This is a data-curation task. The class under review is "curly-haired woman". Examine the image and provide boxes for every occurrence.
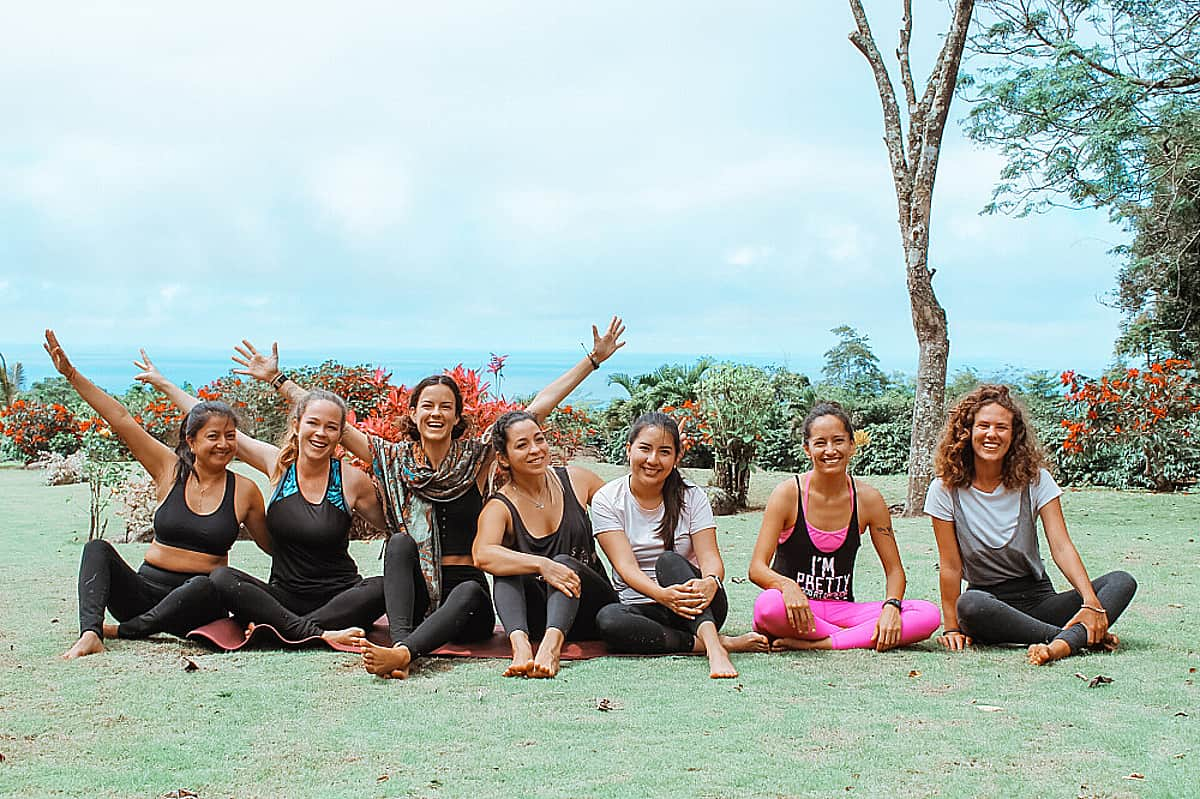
[925,384,1137,665]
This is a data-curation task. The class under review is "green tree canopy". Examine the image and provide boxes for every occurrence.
[821,325,888,396]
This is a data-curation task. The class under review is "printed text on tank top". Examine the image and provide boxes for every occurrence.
[770,473,861,601]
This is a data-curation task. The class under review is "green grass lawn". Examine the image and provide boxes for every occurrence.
[0,463,1196,799]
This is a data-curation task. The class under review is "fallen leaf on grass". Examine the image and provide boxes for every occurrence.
[0,752,6,763]
[1168,603,1183,608]
[1173,753,1186,759]
[908,670,921,678]
[1189,667,1196,674]
[50,618,59,624]
[1124,773,1145,781]
[595,697,622,712]
[975,705,1004,713]
[376,775,389,783]
[1087,675,1113,689]
[730,577,747,584]
[1175,712,1188,717]
[179,657,199,672]
[161,790,199,798]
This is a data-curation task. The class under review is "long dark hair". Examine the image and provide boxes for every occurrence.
[398,375,469,441]
[273,389,347,484]
[627,412,687,550]
[174,401,239,483]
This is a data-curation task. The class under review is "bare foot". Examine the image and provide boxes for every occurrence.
[770,636,832,651]
[706,645,739,679]
[1091,632,1120,652]
[244,622,256,640]
[1027,639,1071,666]
[505,632,534,678]
[531,629,565,679]
[721,632,770,653]
[354,639,412,679]
[101,623,119,639]
[60,631,105,660]
[321,627,365,649]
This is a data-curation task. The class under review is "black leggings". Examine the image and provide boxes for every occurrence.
[492,555,618,641]
[383,534,495,656]
[957,571,1137,652]
[209,566,386,641]
[76,539,225,640]
[595,551,729,654]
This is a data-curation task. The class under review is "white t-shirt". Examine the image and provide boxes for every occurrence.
[590,476,715,604]
[924,468,1062,548]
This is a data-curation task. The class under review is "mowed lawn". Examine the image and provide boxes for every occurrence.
[0,463,1196,799]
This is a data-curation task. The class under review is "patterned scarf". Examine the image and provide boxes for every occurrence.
[369,435,490,611]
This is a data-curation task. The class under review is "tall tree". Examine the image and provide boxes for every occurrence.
[848,0,976,514]
[0,353,24,407]
[822,325,888,395]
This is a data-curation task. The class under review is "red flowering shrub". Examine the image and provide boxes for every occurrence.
[1060,359,1200,490]
[543,404,598,462]
[0,400,81,460]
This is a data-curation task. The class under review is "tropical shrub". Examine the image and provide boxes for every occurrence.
[852,419,912,475]
[0,400,81,461]
[696,364,775,510]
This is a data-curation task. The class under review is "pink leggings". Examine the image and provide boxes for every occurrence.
[752,589,941,650]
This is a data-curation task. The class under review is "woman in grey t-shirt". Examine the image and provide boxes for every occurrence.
[925,384,1136,665]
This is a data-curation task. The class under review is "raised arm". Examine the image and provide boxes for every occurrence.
[525,317,625,423]
[1040,498,1108,645]
[231,339,374,464]
[930,517,971,650]
[748,479,813,634]
[43,330,176,487]
[133,349,280,478]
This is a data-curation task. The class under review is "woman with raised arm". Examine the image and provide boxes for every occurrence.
[44,331,268,660]
[749,402,940,651]
[134,353,390,648]
[233,318,625,679]
[591,413,769,679]
[472,411,618,678]
[925,384,1137,666]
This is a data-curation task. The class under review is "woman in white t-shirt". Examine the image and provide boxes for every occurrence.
[592,413,768,679]
[924,384,1137,665]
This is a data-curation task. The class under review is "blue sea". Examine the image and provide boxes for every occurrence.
[11,347,828,405]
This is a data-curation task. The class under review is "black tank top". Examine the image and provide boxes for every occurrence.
[489,468,609,580]
[152,470,240,556]
[267,459,360,595]
[434,483,484,557]
[770,475,861,601]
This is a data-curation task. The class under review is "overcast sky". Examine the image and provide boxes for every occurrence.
[0,1,1125,384]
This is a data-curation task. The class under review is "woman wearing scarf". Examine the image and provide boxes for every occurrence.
[233,318,625,678]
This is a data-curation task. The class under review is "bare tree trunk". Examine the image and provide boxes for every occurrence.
[848,0,973,515]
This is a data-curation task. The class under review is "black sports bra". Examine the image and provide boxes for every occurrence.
[152,471,240,556]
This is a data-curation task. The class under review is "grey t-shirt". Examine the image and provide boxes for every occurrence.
[924,468,1062,586]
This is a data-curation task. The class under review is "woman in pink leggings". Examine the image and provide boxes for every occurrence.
[749,402,940,651]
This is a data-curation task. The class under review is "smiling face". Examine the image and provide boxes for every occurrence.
[627,425,681,490]
[410,383,460,444]
[187,415,238,470]
[971,402,1014,465]
[496,418,549,477]
[802,413,855,475]
[295,399,344,461]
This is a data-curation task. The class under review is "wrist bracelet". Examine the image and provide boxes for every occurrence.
[587,352,600,370]
[940,628,962,636]
[270,371,288,390]
[1081,604,1107,614]
[706,574,723,590]
[883,597,903,612]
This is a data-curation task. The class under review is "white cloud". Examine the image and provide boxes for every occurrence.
[307,150,410,238]
[725,245,773,268]
[160,284,181,302]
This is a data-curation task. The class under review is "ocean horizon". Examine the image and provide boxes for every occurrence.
[3,345,1089,405]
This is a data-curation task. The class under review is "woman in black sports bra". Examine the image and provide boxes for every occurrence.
[135,355,390,649]
[473,411,618,678]
[232,319,626,679]
[46,330,269,660]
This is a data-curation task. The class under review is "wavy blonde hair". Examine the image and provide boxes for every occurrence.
[272,389,348,484]
[933,384,1046,490]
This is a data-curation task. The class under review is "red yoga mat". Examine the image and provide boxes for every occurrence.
[187,616,618,659]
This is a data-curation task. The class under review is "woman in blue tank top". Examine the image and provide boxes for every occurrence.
[46,330,269,660]
[135,356,390,649]
[473,410,619,678]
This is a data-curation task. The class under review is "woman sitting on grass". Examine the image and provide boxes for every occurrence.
[748,402,940,651]
[592,412,769,679]
[925,384,1137,665]
[45,331,269,659]
[234,318,625,679]
[135,353,389,648]
[472,411,618,678]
